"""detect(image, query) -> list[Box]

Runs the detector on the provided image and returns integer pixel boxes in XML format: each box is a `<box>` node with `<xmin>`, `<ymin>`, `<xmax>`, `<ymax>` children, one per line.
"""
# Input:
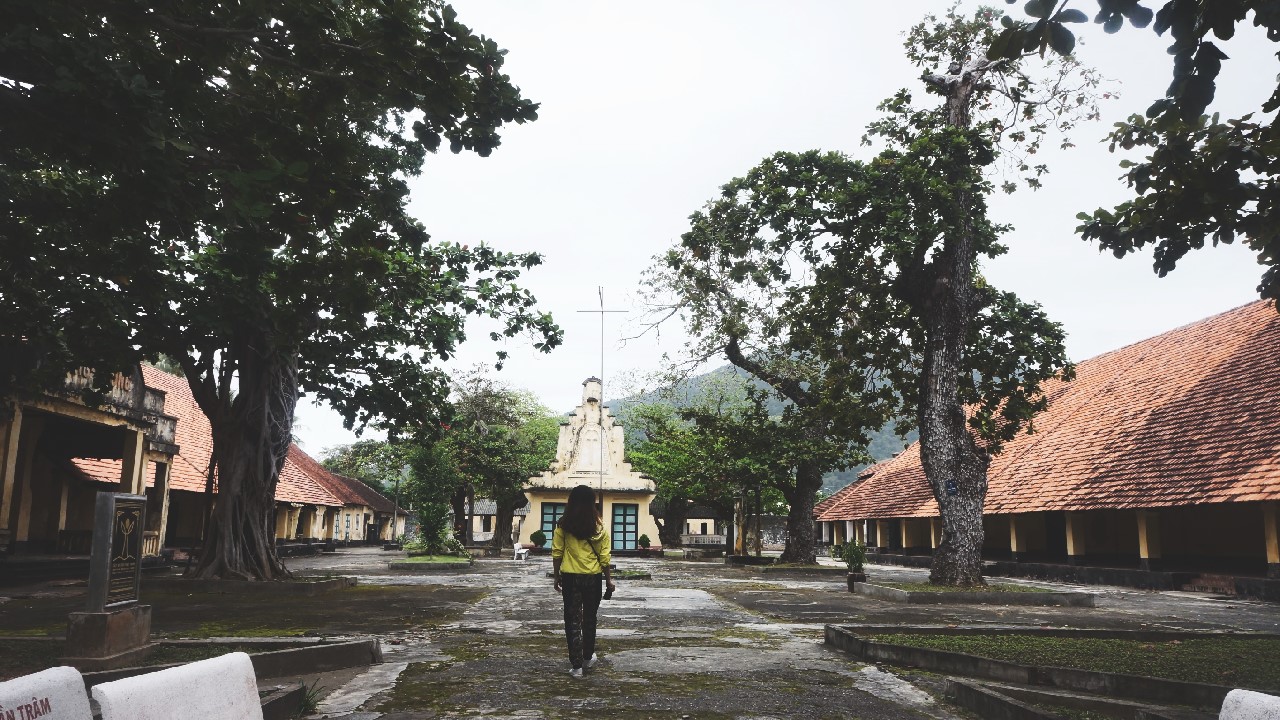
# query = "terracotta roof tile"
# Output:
<box><xmin>289</xmin><ymin>445</ymin><xmax>396</xmax><ymax>512</ymax></box>
<box><xmin>73</xmin><ymin>366</ymin><xmax>341</xmax><ymax>507</ymax></box>
<box><xmin>819</xmin><ymin>300</ymin><xmax>1280</xmax><ymax>521</ymax></box>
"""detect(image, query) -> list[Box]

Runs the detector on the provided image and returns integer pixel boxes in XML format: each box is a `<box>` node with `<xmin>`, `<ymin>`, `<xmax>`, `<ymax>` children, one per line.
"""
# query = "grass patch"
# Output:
<box><xmin>614</xmin><ymin>570</ymin><xmax>650</xmax><ymax>579</ymax></box>
<box><xmin>145</xmin><ymin>643</ymin><xmax>261</xmax><ymax>665</ymax></box>
<box><xmin>0</xmin><ymin>642</ymin><xmax>61</xmax><ymax>681</ymax></box>
<box><xmin>869</xmin><ymin>634</ymin><xmax>1280</xmax><ymax>692</ymax></box>
<box><xmin>188</xmin><ymin>621</ymin><xmax>309</xmax><ymax>638</ymax></box>
<box><xmin>878</xmin><ymin>582</ymin><xmax>1050</xmax><ymax>593</ymax></box>
<box><xmin>397</xmin><ymin>555</ymin><xmax>470</xmax><ymax>564</ymax></box>
<box><xmin>1033</xmin><ymin>704</ymin><xmax>1111</xmax><ymax>720</ymax></box>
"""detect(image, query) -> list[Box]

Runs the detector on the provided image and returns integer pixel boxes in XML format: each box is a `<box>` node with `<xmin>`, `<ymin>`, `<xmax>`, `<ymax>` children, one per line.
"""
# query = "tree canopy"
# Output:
<box><xmin>996</xmin><ymin>0</ymin><xmax>1280</xmax><ymax>304</ymax></box>
<box><xmin>0</xmin><ymin>1</ymin><xmax>560</xmax><ymax>579</ymax></box>
<box><xmin>646</xmin><ymin>7</ymin><xmax>1086</xmax><ymax>581</ymax></box>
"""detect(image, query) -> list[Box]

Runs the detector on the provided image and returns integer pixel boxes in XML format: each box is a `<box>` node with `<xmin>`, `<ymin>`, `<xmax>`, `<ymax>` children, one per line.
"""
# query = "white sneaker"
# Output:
<box><xmin>586</xmin><ymin>654</ymin><xmax>599</xmax><ymax>668</ymax></box>
<box><xmin>569</xmin><ymin>667</ymin><xmax>584</xmax><ymax>678</ymax></box>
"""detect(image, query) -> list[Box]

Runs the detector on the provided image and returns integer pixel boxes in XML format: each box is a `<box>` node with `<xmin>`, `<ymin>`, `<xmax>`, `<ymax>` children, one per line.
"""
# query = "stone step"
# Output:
<box><xmin>1180</xmin><ymin>574</ymin><xmax>1236</xmax><ymax>595</ymax></box>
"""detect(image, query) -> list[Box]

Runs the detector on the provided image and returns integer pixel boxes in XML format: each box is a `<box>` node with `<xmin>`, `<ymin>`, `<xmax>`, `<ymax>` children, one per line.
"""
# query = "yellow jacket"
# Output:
<box><xmin>551</xmin><ymin>525</ymin><xmax>611</xmax><ymax>574</ymax></box>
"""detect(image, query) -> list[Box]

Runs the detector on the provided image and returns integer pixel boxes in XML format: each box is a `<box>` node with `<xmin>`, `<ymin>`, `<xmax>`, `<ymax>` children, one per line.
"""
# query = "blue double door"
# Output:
<box><xmin>540</xmin><ymin>501</ymin><xmax>639</xmax><ymax>551</ymax></box>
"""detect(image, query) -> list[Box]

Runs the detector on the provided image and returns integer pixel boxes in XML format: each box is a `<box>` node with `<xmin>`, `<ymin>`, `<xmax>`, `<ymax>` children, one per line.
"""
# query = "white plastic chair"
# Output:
<box><xmin>514</xmin><ymin>544</ymin><xmax>530</xmax><ymax>560</ymax></box>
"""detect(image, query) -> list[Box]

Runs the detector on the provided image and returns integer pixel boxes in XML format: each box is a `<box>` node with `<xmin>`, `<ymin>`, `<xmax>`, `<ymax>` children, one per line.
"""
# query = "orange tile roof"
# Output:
<box><xmin>71</xmin><ymin>366</ymin><xmax>342</xmax><ymax>507</ymax></box>
<box><xmin>816</xmin><ymin>300</ymin><xmax>1280</xmax><ymax>521</ymax></box>
<box><xmin>287</xmin><ymin>445</ymin><xmax>396</xmax><ymax>512</ymax></box>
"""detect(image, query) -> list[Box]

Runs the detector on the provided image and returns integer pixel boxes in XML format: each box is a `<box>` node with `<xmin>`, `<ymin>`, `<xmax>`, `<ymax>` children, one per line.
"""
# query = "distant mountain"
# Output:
<box><xmin>601</xmin><ymin>364</ymin><xmax>917</xmax><ymax>495</ymax></box>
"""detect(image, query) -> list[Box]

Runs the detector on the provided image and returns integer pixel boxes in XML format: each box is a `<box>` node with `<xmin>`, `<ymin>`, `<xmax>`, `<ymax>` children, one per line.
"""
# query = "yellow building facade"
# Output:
<box><xmin>517</xmin><ymin>378</ymin><xmax>660</xmax><ymax>551</ymax></box>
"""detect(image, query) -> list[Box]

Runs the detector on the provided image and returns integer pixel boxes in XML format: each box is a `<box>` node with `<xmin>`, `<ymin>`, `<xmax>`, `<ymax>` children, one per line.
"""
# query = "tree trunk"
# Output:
<box><xmin>779</xmin><ymin>460</ymin><xmax>822</xmax><ymax>564</ymax></box>
<box><xmin>189</xmin><ymin>349</ymin><xmax>297</xmax><ymax>580</ymax></box>
<box><xmin>450</xmin><ymin>486</ymin><xmax>467</xmax><ymax>542</ymax></box>
<box><xmin>658</xmin><ymin>502</ymin><xmax>689</xmax><ymax>548</ymax></box>
<box><xmin>489</xmin><ymin>495</ymin><xmax>526</xmax><ymax>550</ymax></box>
<box><xmin>917</xmin><ymin>61</ymin><xmax>994</xmax><ymax>587</ymax></box>
<box><xmin>465</xmin><ymin>488</ymin><xmax>475</xmax><ymax>546</ymax></box>
<box><xmin>491</xmin><ymin>511</ymin><xmax>514</xmax><ymax>551</ymax></box>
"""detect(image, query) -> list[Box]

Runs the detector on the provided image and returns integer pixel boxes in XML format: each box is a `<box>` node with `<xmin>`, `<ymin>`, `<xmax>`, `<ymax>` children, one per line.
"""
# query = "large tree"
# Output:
<box><xmin>625</xmin><ymin>384</ymin><xmax>790</xmax><ymax>552</ymax></box>
<box><xmin>993</xmin><ymin>0</ymin><xmax>1280</xmax><ymax>305</ymax></box>
<box><xmin>0</xmin><ymin>1</ymin><xmax>560</xmax><ymax>579</ymax></box>
<box><xmin>645</xmin><ymin>222</ymin><xmax>897</xmax><ymax>564</ymax></box>
<box><xmin>323</xmin><ymin>440</ymin><xmax>413</xmax><ymax>495</ymax></box>
<box><xmin>653</xmin><ymin>8</ymin><xmax>1089</xmax><ymax>583</ymax></box>
<box><xmin>443</xmin><ymin>370</ymin><xmax>558</xmax><ymax>550</ymax></box>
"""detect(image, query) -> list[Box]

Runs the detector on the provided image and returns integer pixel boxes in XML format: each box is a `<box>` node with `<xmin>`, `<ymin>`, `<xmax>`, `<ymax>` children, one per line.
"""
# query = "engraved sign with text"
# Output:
<box><xmin>88</xmin><ymin>493</ymin><xmax>147</xmax><ymax>612</ymax></box>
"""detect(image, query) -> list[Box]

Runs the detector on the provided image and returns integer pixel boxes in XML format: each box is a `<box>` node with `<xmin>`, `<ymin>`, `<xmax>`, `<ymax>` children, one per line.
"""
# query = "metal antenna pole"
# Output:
<box><xmin>577</xmin><ymin>287</ymin><xmax>625</xmax><ymax>501</ymax></box>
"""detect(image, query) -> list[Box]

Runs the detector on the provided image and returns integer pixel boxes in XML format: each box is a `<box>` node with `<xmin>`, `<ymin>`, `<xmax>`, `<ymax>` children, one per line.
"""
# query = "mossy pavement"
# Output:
<box><xmin>4</xmin><ymin>548</ymin><xmax>1280</xmax><ymax>717</ymax></box>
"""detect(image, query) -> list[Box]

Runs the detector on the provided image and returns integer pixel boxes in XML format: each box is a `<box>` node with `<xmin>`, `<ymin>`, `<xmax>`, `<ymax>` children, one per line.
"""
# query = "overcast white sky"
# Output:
<box><xmin>292</xmin><ymin>2</ymin><xmax>1274</xmax><ymax>454</ymax></box>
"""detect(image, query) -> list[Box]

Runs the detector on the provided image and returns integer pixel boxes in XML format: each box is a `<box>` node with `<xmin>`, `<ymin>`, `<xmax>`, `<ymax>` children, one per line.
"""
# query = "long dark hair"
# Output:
<box><xmin>558</xmin><ymin>485</ymin><xmax>601</xmax><ymax>540</ymax></box>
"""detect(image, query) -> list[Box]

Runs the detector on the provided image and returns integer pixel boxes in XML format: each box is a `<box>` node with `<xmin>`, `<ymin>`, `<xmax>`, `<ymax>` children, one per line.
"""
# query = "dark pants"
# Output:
<box><xmin>560</xmin><ymin>572</ymin><xmax>602</xmax><ymax>669</ymax></box>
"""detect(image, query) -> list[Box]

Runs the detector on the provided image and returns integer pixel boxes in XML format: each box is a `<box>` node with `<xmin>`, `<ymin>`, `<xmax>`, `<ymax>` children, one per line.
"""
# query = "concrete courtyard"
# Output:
<box><xmin>274</xmin><ymin>547</ymin><xmax>1279</xmax><ymax>719</ymax></box>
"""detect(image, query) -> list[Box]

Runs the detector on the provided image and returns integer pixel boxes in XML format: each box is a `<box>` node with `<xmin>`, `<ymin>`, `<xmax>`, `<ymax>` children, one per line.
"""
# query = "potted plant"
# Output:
<box><xmin>530</xmin><ymin>529</ymin><xmax>548</xmax><ymax>548</ymax></box>
<box><xmin>637</xmin><ymin>534</ymin><xmax>651</xmax><ymax>557</ymax></box>
<box><xmin>842</xmin><ymin>540</ymin><xmax>867</xmax><ymax>591</ymax></box>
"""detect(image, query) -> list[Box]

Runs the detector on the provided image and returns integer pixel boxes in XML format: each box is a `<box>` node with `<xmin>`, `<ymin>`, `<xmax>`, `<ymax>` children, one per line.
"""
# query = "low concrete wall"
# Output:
<box><xmin>260</xmin><ymin>683</ymin><xmax>306</xmax><ymax>720</ymax></box>
<box><xmin>1234</xmin><ymin>577</ymin><xmax>1280</xmax><ymax>602</ymax></box>
<box><xmin>81</xmin><ymin>638</ymin><xmax>382</xmax><ymax>686</ymax></box>
<box><xmin>865</xmin><ymin>552</ymin><xmax>934</xmax><ymax>569</ymax></box>
<box><xmin>829</xmin><ymin>624</ymin><xmax>1280</xmax><ymax>642</ymax></box>
<box><xmin>944</xmin><ymin>679</ymin><xmax>1057</xmax><ymax>720</ymax></box>
<box><xmin>985</xmin><ymin>560</ymin><xmax>1194</xmax><ymax>591</ymax></box>
<box><xmin>725</xmin><ymin>555</ymin><xmax>776</xmax><ymax>567</ymax></box>
<box><xmin>145</xmin><ymin>575</ymin><xmax>357</xmax><ymax>596</ymax></box>
<box><xmin>854</xmin><ymin>582</ymin><xmax>1096</xmax><ymax>607</ymax></box>
<box><xmin>388</xmin><ymin>559</ymin><xmax>472</xmax><ymax>571</ymax></box>
<box><xmin>825</xmin><ymin>625</ymin><xmax>1236</xmax><ymax>709</ymax></box>
<box><xmin>758</xmin><ymin>565</ymin><xmax>847</xmax><ymax>575</ymax></box>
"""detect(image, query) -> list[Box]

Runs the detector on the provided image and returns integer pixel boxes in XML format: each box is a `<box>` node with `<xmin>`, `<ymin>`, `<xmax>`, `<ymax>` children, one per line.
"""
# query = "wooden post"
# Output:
<box><xmin>119</xmin><ymin>430</ymin><xmax>146</xmax><ymax>495</ymax></box>
<box><xmin>0</xmin><ymin>406</ymin><xmax>23</xmax><ymax>538</ymax></box>
<box><xmin>900</xmin><ymin>519</ymin><xmax>911</xmax><ymax>554</ymax></box>
<box><xmin>57</xmin><ymin>472</ymin><xmax>71</xmax><ymax>533</ymax></box>
<box><xmin>1137</xmin><ymin>510</ymin><xmax>1162</xmax><ymax>572</ymax></box>
<box><xmin>1009</xmin><ymin>515</ymin><xmax>1026</xmax><ymax>562</ymax></box>
<box><xmin>876</xmin><ymin>520</ymin><xmax>892</xmax><ymax>552</ymax></box>
<box><xmin>1065</xmin><ymin>512</ymin><xmax>1087</xmax><ymax>566</ymax></box>
<box><xmin>1263</xmin><ymin>502</ymin><xmax>1279</xmax><ymax>580</ymax></box>
<box><xmin>154</xmin><ymin>462</ymin><xmax>171</xmax><ymax>551</ymax></box>
<box><xmin>14</xmin><ymin>416</ymin><xmax>43</xmax><ymax>544</ymax></box>
<box><xmin>930</xmin><ymin>518</ymin><xmax>942</xmax><ymax>550</ymax></box>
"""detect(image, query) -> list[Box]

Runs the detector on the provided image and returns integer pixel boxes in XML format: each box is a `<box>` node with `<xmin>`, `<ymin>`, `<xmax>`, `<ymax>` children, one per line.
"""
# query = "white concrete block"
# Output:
<box><xmin>1221</xmin><ymin>689</ymin><xmax>1280</xmax><ymax>719</ymax></box>
<box><xmin>0</xmin><ymin>665</ymin><xmax>92</xmax><ymax>720</ymax></box>
<box><xmin>91</xmin><ymin>651</ymin><xmax>262</xmax><ymax>720</ymax></box>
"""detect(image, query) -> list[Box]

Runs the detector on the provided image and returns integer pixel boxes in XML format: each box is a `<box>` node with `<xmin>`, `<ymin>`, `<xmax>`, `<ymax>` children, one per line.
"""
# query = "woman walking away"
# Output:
<box><xmin>552</xmin><ymin>484</ymin><xmax>616</xmax><ymax>678</ymax></box>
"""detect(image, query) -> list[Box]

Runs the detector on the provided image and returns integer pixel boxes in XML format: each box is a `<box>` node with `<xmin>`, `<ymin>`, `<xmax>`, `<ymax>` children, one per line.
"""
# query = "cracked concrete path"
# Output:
<box><xmin>301</xmin><ymin>550</ymin><xmax>963</xmax><ymax>720</ymax></box>
<box><xmin>289</xmin><ymin>548</ymin><xmax>1280</xmax><ymax>719</ymax></box>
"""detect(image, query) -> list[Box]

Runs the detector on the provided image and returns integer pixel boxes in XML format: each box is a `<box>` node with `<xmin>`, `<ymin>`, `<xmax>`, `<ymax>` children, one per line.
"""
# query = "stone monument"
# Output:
<box><xmin>64</xmin><ymin>492</ymin><xmax>152</xmax><ymax>670</ymax></box>
<box><xmin>517</xmin><ymin>378</ymin><xmax>661</xmax><ymax>551</ymax></box>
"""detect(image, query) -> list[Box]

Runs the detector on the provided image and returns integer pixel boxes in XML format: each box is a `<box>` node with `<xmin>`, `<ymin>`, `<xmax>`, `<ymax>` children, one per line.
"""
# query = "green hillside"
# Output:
<box><xmin>600</xmin><ymin>364</ymin><xmax>917</xmax><ymax>495</ymax></box>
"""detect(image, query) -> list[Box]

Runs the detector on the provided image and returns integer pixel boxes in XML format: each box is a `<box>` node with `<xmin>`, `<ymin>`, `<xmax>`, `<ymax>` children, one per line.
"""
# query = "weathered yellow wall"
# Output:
<box><xmin>518</xmin><ymin>491</ymin><xmax>659</xmax><ymax>550</ymax></box>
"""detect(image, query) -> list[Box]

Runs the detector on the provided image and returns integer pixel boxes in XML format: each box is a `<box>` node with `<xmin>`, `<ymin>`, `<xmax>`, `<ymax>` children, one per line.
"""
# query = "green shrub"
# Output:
<box><xmin>637</xmin><ymin>534</ymin><xmax>651</xmax><ymax>549</ymax></box>
<box><xmin>530</xmin><ymin>529</ymin><xmax>547</xmax><ymax>547</ymax></box>
<box><xmin>841</xmin><ymin>540</ymin><xmax>867</xmax><ymax>573</ymax></box>
<box><xmin>829</xmin><ymin>543</ymin><xmax>844</xmax><ymax>560</ymax></box>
